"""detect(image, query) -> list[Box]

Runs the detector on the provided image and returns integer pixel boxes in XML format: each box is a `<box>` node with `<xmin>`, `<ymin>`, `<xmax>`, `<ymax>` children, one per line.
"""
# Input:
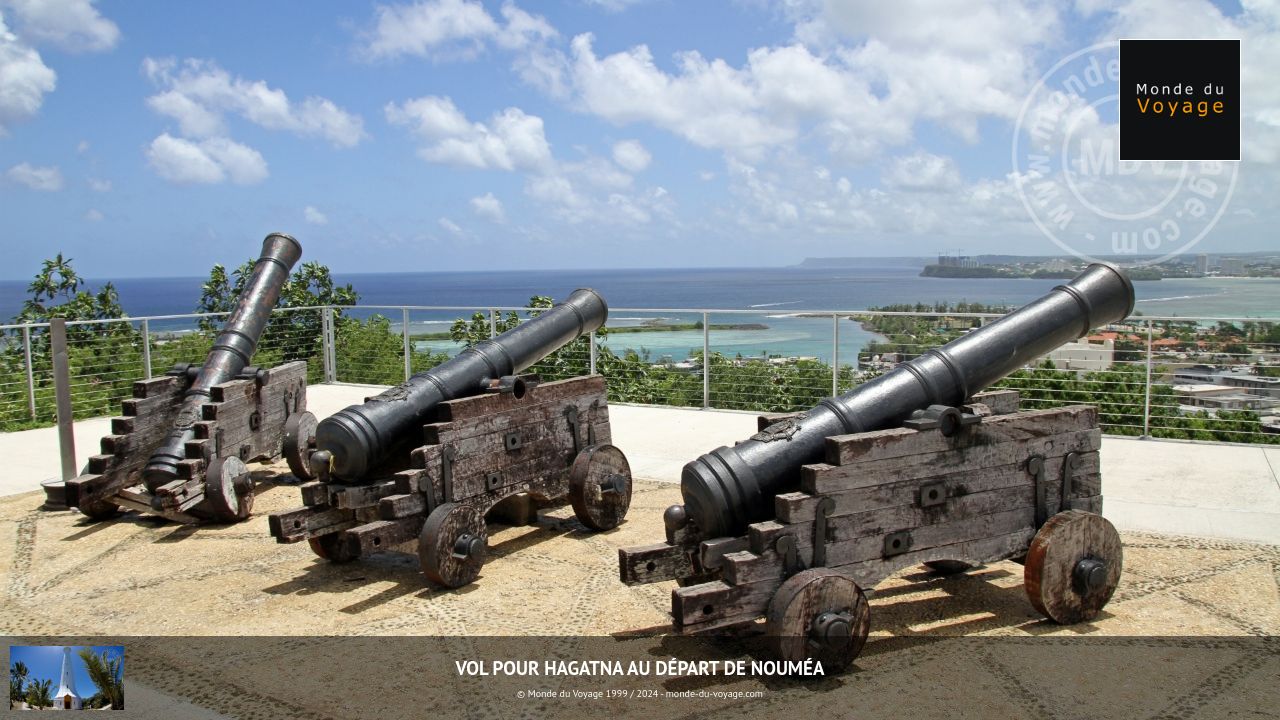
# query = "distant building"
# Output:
<box><xmin>1044</xmin><ymin>338</ymin><xmax>1114</xmax><ymax>372</ymax></box>
<box><xmin>1220</xmin><ymin>257</ymin><xmax>1247</xmax><ymax>275</ymax></box>
<box><xmin>1042</xmin><ymin>258</ymin><xmax>1071</xmax><ymax>272</ymax></box>
<box><xmin>1217</xmin><ymin>372</ymin><xmax>1280</xmax><ymax>399</ymax></box>
<box><xmin>1174</xmin><ymin>384</ymin><xmax>1278</xmax><ymax>412</ymax></box>
<box><xmin>1196</xmin><ymin>254</ymin><xmax>1209</xmax><ymax>274</ymax></box>
<box><xmin>937</xmin><ymin>254</ymin><xmax>979</xmax><ymax>268</ymax></box>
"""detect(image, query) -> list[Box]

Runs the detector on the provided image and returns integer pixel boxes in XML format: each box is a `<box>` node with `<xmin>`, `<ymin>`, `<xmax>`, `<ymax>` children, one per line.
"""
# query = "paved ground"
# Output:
<box><xmin>2</xmin><ymin>384</ymin><xmax>1277</xmax><ymax>717</ymax></box>
<box><xmin>1</xmin><ymin>471</ymin><xmax>1276</xmax><ymax>718</ymax></box>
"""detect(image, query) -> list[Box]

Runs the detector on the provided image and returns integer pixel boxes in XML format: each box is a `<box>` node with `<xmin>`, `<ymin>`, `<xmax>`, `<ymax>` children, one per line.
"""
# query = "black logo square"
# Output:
<box><xmin>1120</xmin><ymin>39</ymin><xmax>1240</xmax><ymax>161</ymax></box>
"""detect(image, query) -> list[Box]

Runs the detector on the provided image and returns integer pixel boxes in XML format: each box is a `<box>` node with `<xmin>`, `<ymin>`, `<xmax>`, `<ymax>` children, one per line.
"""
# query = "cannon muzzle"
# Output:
<box><xmin>679</xmin><ymin>263</ymin><xmax>1136</xmax><ymax>538</ymax></box>
<box><xmin>143</xmin><ymin>233</ymin><xmax>302</xmax><ymax>487</ymax></box>
<box><xmin>316</xmin><ymin>288</ymin><xmax>608</xmax><ymax>481</ymax></box>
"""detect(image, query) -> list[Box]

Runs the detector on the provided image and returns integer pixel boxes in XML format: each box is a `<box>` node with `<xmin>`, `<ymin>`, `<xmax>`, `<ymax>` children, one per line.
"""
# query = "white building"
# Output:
<box><xmin>1044</xmin><ymin>338</ymin><xmax>1114</xmax><ymax>372</ymax></box>
<box><xmin>53</xmin><ymin>646</ymin><xmax>82</xmax><ymax>710</ymax></box>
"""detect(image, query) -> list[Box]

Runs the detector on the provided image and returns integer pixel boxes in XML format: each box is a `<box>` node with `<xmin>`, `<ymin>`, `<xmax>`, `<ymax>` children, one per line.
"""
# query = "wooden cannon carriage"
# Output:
<box><xmin>618</xmin><ymin>390</ymin><xmax>1122</xmax><ymax>670</ymax></box>
<box><xmin>268</xmin><ymin>374</ymin><xmax>633</xmax><ymax>588</ymax></box>
<box><xmin>57</xmin><ymin>360</ymin><xmax>310</xmax><ymax>524</ymax></box>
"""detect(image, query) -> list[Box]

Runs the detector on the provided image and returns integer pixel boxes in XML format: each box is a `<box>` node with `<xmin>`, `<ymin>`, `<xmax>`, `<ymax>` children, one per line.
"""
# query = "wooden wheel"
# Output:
<box><xmin>419</xmin><ymin>502</ymin><xmax>487</xmax><ymax>588</ymax></box>
<box><xmin>283</xmin><ymin>411</ymin><xmax>318</xmax><ymax>480</ymax></box>
<box><xmin>766</xmin><ymin>568</ymin><xmax>871</xmax><ymax>672</ymax></box>
<box><xmin>204</xmin><ymin>456</ymin><xmax>254</xmax><ymax>522</ymax></box>
<box><xmin>1024</xmin><ymin>510</ymin><xmax>1122</xmax><ymax>624</ymax></box>
<box><xmin>568</xmin><ymin>444</ymin><xmax>632</xmax><ymax>531</ymax></box>
<box><xmin>308</xmin><ymin>533</ymin><xmax>356</xmax><ymax>563</ymax></box>
<box><xmin>924</xmin><ymin>560</ymin><xmax>973</xmax><ymax>575</ymax></box>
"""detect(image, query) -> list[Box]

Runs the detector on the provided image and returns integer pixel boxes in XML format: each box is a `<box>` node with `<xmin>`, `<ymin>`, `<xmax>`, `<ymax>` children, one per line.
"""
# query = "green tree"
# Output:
<box><xmin>194</xmin><ymin>260</ymin><xmax>360</xmax><ymax>383</ymax></box>
<box><xmin>9</xmin><ymin>660</ymin><xmax>28</xmax><ymax>709</ymax></box>
<box><xmin>25</xmin><ymin>677</ymin><xmax>52</xmax><ymax>710</ymax></box>
<box><xmin>77</xmin><ymin>648</ymin><xmax>123</xmax><ymax>710</ymax></box>
<box><xmin>2</xmin><ymin>255</ymin><xmax>144</xmax><ymax>429</ymax></box>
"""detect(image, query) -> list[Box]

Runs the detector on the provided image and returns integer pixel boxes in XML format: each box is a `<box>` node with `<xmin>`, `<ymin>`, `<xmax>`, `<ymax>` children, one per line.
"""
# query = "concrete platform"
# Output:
<box><xmin>1</xmin><ymin>383</ymin><xmax>1277</xmax><ymax>717</ymax></box>
<box><xmin>6</xmin><ymin>383</ymin><xmax>1277</xmax><ymax>544</ymax></box>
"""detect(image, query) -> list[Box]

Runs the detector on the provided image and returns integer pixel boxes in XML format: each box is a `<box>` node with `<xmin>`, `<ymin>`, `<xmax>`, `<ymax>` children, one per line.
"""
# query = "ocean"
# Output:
<box><xmin>3</xmin><ymin>262</ymin><xmax>1277</xmax><ymax>363</ymax></box>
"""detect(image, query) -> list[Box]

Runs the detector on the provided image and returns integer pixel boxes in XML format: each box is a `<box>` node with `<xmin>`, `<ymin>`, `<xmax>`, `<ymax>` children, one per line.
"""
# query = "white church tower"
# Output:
<box><xmin>53</xmin><ymin>646</ymin><xmax>82</xmax><ymax>710</ymax></box>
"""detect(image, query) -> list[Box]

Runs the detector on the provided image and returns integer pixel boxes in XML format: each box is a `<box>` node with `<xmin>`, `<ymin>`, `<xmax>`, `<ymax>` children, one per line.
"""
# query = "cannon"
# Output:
<box><xmin>619</xmin><ymin>263</ymin><xmax>1135</xmax><ymax>670</ymax></box>
<box><xmin>271</xmin><ymin>289</ymin><xmax>634</xmax><ymax>588</ymax></box>
<box><xmin>59</xmin><ymin>233</ymin><xmax>309</xmax><ymax>524</ymax></box>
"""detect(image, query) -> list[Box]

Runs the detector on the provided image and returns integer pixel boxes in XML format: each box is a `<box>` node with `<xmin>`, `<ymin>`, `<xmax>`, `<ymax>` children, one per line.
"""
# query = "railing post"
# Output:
<box><xmin>141</xmin><ymin>318</ymin><xmax>152</xmax><ymax>379</ymax></box>
<box><xmin>402</xmin><ymin>307</ymin><xmax>412</xmax><ymax>382</ymax></box>
<box><xmin>1143</xmin><ymin>319</ymin><xmax>1153</xmax><ymax>438</ymax></box>
<box><xmin>23</xmin><ymin>325</ymin><xmax>36</xmax><ymax>420</ymax></box>
<box><xmin>489</xmin><ymin>309</ymin><xmax>497</xmax><ymax>338</ymax></box>
<box><xmin>51</xmin><ymin>319</ymin><xmax>76</xmax><ymax>481</ymax></box>
<box><xmin>832</xmin><ymin>313</ymin><xmax>840</xmax><ymax>396</ymax></box>
<box><xmin>322</xmin><ymin>307</ymin><xmax>336</xmax><ymax>384</ymax></box>
<box><xmin>589</xmin><ymin>331</ymin><xmax>597</xmax><ymax>375</ymax></box>
<box><xmin>702</xmin><ymin>311</ymin><xmax>710</xmax><ymax>410</ymax></box>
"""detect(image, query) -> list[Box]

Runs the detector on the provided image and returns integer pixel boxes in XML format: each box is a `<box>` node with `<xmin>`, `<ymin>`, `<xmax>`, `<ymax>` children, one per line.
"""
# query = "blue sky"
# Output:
<box><xmin>0</xmin><ymin>0</ymin><xmax>1275</xmax><ymax>280</ymax></box>
<box><xmin>9</xmin><ymin>645</ymin><xmax>123</xmax><ymax>700</ymax></box>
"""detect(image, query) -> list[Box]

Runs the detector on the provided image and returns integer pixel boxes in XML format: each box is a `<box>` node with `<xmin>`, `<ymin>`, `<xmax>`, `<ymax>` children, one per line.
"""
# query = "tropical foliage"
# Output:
<box><xmin>78</xmin><ymin>647</ymin><xmax>124</xmax><ymax>710</ymax></box>
<box><xmin>1</xmin><ymin>260</ymin><xmax>1276</xmax><ymax>445</ymax></box>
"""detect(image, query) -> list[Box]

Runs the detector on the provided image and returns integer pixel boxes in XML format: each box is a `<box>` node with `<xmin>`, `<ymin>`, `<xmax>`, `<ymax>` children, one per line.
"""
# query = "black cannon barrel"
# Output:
<box><xmin>143</xmin><ymin>233</ymin><xmax>303</xmax><ymax>488</ymax></box>
<box><xmin>680</xmin><ymin>263</ymin><xmax>1136</xmax><ymax>538</ymax></box>
<box><xmin>317</xmin><ymin>288</ymin><xmax>609</xmax><ymax>481</ymax></box>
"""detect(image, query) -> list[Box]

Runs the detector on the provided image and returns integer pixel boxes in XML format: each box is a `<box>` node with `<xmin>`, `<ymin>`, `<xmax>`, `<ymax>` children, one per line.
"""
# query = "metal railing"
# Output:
<box><xmin>1</xmin><ymin>305</ymin><xmax>1277</xmax><ymax>445</ymax></box>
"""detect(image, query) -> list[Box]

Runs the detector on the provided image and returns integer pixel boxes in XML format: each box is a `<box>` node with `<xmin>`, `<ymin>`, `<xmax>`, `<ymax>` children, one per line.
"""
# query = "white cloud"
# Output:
<box><xmin>360</xmin><ymin>0</ymin><xmax>556</xmax><ymax>60</ymax></box>
<box><xmin>584</xmin><ymin>0</ymin><xmax>648</xmax><ymax>11</ymax></box>
<box><xmin>611</xmin><ymin>139</ymin><xmax>651</xmax><ymax>172</ymax></box>
<box><xmin>470</xmin><ymin>192</ymin><xmax>505</xmax><ymax>222</ymax></box>
<box><xmin>143</xmin><ymin>57</ymin><xmax>366</xmax><ymax>148</ymax></box>
<box><xmin>76</xmin><ymin>139</ymin><xmax>88</xmax><ymax>153</ymax></box>
<box><xmin>6</xmin><ymin>161</ymin><xmax>61</xmax><ymax>190</ymax></box>
<box><xmin>84</xmin><ymin>208</ymin><xmax>102</xmax><ymax>221</ymax></box>
<box><xmin>883</xmin><ymin>152</ymin><xmax>962</xmax><ymax>192</ymax></box>
<box><xmin>146</xmin><ymin>133</ymin><xmax>268</xmax><ymax>185</ymax></box>
<box><xmin>438</xmin><ymin>216</ymin><xmax>465</xmax><ymax>236</ymax></box>
<box><xmin>0</xmin><ymin>0</ymin><xmax>119</xmax><ymax>52</ymax></box>
<box><xmin>304</xmin><ymin>205</ymin><xmax>328</xmax><ymax>225</ymax></box>
<box><xmin>0</xmin><ymin>14</ymin><xmax>56</xmax><ymax>135</ymax></box>
<box><xmin>87</xmin><ymin>177</ymin><xmax>110</xmax><ymax>192</ymax></box>
<box><xmin>385</xmin><ymin>95</ymin><xmax>552</xmax><ymax>171</ymax></box>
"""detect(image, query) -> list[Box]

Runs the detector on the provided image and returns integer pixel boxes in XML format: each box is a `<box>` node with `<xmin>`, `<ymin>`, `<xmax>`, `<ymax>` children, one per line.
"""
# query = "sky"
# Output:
<box><xmin>0</xmin><ymin>0</ymin><xmax>1276</xmax><ymax>280</ymax></box>
<box><xmin>9</xmin><ymin>645</ymin><xmax>123</xmax><ymax>700</ymax></box>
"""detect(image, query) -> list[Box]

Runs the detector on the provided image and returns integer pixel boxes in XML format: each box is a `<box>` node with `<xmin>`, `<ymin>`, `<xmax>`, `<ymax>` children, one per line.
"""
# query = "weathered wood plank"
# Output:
<box><xmin>822</xmin><ymin>404</ymin><xmax>1096</xmax><ymax>468</ymax></box>
<box><xmin>343</xmin><ymin>517</ymin><xmax>425</xmax><ymax>556</ymax></box>
<box><xmin>780</xmin><ymin>451</ymin><xmax>1101</xmax><ymax>523</ymax></box>
<box><xmin>618</xmin><ymin>542</ymin><xmax>695</xmax><ymax>585</ymax></box>
<box><xmin>806</xmin><ymin>426</ymin><xmax>1100</xmax><ymax>495</ymax></box>
<box><xmin>672</xmin><ymin>579</ymin><xmax>777</xmax><ymax>633</ymax></box>
<box><xmin>379</xmin><ymin>493</ymin><xmax>427</xmax><ymax>519</ymax></box>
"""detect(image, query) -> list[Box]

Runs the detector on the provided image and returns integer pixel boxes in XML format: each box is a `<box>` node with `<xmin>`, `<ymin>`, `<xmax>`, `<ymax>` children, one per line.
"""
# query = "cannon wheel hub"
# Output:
<box><xmin>568</xmin><ymin>444</ymin><xmax>633</xmax><ymax>531</ymax></box>
<box><xmin>204</xmin><ymin>456</ymin><xmax>254</xmax><ymax>523</ymax></box>
<box><xmin>766</xmin><ymin>567</ymin><xmax>870</xmax><ymax>673</ymax></box>
<box><xmin>419</xmin><ymin>502</ymin><xmax>487</xmax><ymax>588</ymax></box>
<box><xmin>1024</xmin><ymin>510</ymin><xmax>1123</xmax><ymax>624</ymax></box>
